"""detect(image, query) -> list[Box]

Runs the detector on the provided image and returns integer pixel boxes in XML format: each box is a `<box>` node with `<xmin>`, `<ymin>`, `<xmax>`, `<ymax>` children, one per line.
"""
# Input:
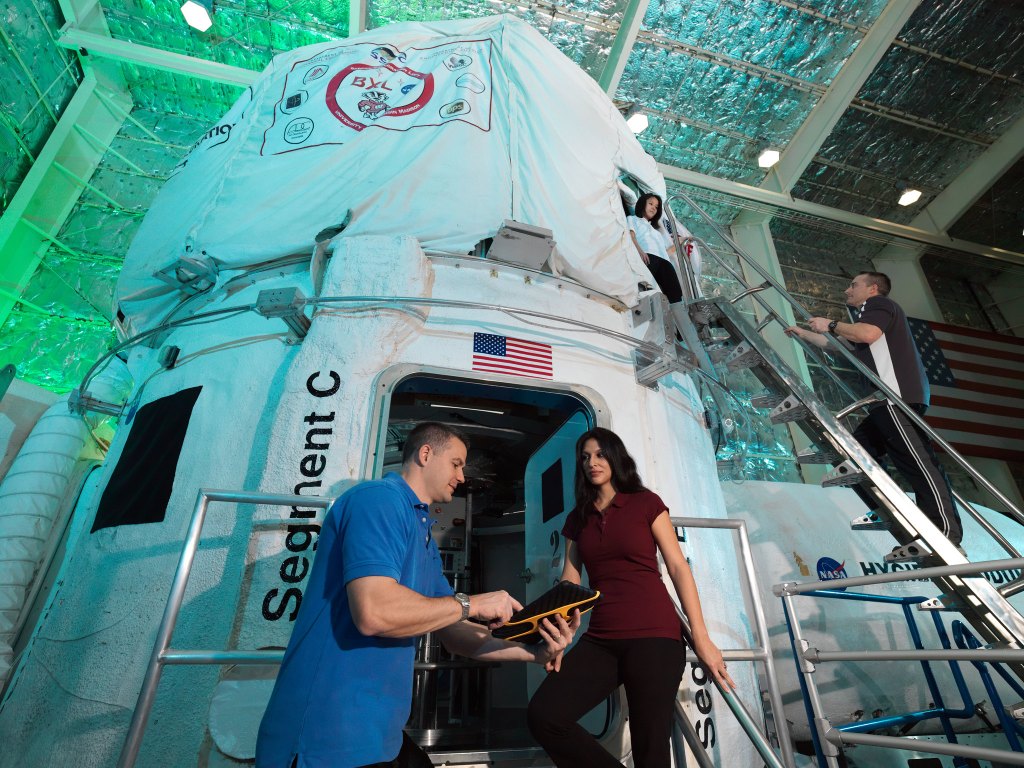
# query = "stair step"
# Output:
<box><xmin>689</xmin><ymin>301</ymin><xmax>722</xmax><ymax>326</ymax></box>
<box><xmin>705</xmin><ymin>327</ymin><xmax>732</xmax><ymax>342</ymax></box>
<box><xmin>751</xmin><ymin>392</ymin><xmax>786</xmax><ymax>409</ymax></box>
<box><xmin>851</xmin><ymin>512</ymin><xmax>889</xmax><ymax>531</ymax></box>
<box><xmin>886</xmin><ymin>540</ymin><xmax>933</xmax><ymax>564</ymax></box>
<box><xmin>768</xmin><ymin>395</ymin><xmax>810</xmax><ymax>424</ymax></box>
<box><xmin>797</xmin><ymin>446</ymin><xmax>842</xmax><ymax>464</ymax></box>
<box><xmin>705</xmin><ymin>343</ymin><xmax>734</xmax><ymax>363</ymax></box>
<box><xmin>918</xmin><ymin>595</ymin><xmax>955</xmax><ymax>612</ymax></box>
<box><xmin>725</xmin><ymin>341</ymin><xmax>762</xmax><ymax>372</ymax></box>
<box><xmin>821</xmin><ymin>460</ymin><xmax>865</xmax><ymax>487</ymax></box>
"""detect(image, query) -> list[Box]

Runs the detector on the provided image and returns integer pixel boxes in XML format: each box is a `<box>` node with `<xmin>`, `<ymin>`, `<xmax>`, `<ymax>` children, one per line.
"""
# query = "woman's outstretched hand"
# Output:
<box><xmin>692</xmin><ymin>636</ymin><xmax>736</xmax><ymax>690</ymax></box>
<box><xmin>535</xmin><ymin>609</ymin><xmax>582</xmax><ymax>672</ymax></box>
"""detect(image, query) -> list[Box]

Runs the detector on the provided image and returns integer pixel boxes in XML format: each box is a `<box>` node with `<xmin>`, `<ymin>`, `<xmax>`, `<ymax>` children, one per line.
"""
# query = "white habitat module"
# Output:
<box><xmin>0</xmin><ymin>14</ymin><xmax>765</xmax><ymax>768</ymax></box>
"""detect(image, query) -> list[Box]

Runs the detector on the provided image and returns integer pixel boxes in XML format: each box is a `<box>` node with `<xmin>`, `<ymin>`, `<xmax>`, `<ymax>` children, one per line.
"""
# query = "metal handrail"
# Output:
<box><xmin>776</xmin><ymin>560</ymin><xmax>1024</xmax><ymax>768</ymax></box>
<box><xmin>670</xmin><ymin>516</ymin><xmax>795</xmax><ymax>768</ymax></box>
<box><xmin>117</xmin><ymin>489</ymin><xmax>334</xmax><ymax>768</ymax></box>
<box><xmin>775</xmin><ymin>557</ymin><xmax>1024</xmax><ymax>596</ymax></box>
<box><xmin>677</xmin><ymin>227</ymin><xmax>1022</xmax><ymax>559</ymax></box>
<box><xmin>665</xmin><ymin>189</ymin><xmax>1024</xmax><ymax>529</ymax></box>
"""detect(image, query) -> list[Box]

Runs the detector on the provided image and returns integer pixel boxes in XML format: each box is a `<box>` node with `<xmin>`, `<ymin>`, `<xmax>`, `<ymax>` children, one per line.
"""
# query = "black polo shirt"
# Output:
<box><xmin>851</xmin><ymin>295</ymin><xmax>930</xmax><ymax>406</ymax></box>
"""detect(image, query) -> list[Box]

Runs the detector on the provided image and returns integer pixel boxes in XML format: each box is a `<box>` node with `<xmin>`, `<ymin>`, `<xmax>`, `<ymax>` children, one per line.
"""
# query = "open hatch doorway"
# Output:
<box><xmin>373</xmin><ymin>372</ymin><xmax>615</xmax><ymax>753</ymax></box>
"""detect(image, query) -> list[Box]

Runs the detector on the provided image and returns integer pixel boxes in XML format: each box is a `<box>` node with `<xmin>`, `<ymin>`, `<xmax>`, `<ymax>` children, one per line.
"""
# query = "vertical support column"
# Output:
<box><xmin>987</xmin><ymin>269</ymin><xmax>1024</xmax><ymax>337</ymax></box>
<box><xmin>729</xmin><ymin>218</ymin><xmax>823</xmax><ymax>483</ymax></box>
<box><xmin>870</xmin><ymin>246</ymin><xmax>944</xmax><ymax>322</ymax></box>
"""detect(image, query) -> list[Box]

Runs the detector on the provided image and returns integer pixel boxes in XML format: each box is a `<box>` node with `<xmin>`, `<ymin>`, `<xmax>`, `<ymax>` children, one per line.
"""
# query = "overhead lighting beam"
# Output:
<box><xmin>659</xmin><ymin>162</ymin><xmax>1024</xmax><ymax>267</ymax></box>
<box><xmin>598</xmin><ymin>0</ymin><xmax>650</xmax><ymax>96</ymax></box>
<box><xmin>58</xmin><ymin>27</ymin><xmax>259</xmax><ymax>86</ymax></box>
<box><xmin>759</xmin><ymin>0</ymin><xmax>921</xmax><ymax>195</ymax></box>
<box><xmin>348</xmin><ymin>0</ymin><xmax>368</xmax><ymax>36</ymax></box>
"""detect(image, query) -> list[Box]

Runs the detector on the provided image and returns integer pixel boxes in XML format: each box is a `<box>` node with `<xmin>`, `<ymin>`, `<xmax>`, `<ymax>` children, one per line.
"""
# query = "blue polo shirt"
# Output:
<box><xmin>255</xmin><ymin>473</ymin><xmax>453</xmax><ymax>767</ymax></box>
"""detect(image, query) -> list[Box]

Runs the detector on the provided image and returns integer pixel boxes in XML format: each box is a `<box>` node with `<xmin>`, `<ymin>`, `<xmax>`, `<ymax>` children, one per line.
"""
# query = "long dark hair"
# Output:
<box><xmin>572</xmin><ymin>428</ymin><xmax>647</xmax><ymax>526</ymax></box>
<box><xmin>634</xmin><ymin>192</ymin><xmax>663</xmax><ymax>230</ymax></box>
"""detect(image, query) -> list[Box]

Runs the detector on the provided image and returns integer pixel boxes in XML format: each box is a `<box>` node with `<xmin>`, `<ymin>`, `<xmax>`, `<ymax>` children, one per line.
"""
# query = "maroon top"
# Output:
<box><xmin>562</xmin><ymin>490</ymin><xmax>683</xmax><ymax>641</ymax></box>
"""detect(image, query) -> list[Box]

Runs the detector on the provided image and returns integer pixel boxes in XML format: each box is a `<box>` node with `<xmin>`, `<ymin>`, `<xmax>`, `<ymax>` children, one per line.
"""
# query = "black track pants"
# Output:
<box><xmin>644</xmin><ymin>254</ymin><xmax>684</xmax><ymax>304</ymax></box>
<box><xmin>851</xmin><ymin>402</ymin><xmax>962</xmax><ymax>545</ymax></box>
<box><xmin>528</xmin><ymin>634</ymin><xmax>686</xmax><ymax>768</ymax></box>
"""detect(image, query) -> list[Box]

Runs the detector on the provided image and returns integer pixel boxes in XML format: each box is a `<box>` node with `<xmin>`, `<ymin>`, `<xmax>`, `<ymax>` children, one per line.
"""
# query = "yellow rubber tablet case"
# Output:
<box><xmin>492</xmin><ymin>581</ymin><xmax>600</xmax><ymax>644</ymax></box>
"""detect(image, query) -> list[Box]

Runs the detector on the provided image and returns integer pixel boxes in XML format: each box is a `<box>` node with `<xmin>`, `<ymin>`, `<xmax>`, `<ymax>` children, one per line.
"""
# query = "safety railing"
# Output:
<box><xmin>117</xmin><ymin>489</ymin><xmax>333</xmax><ymax>768</ymax></box>
<box><xmin>665</xmin><ymin>188</ymin><xmax>1024</xmax><ymax>531</ymax></box>
<box><xmin>775</xmin><ymin>556</ymin><xmax>1024</xmax><ymax>767</ymax></box>
<box><xmin>669</xmin><ymin>515</ymin><xmax>796</xmax><ymax>768</ymax></box>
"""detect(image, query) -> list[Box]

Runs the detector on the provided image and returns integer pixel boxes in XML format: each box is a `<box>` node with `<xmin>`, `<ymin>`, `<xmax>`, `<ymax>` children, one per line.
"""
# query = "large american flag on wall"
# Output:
<box><xmin>909</xmin><ymin>318</ymin><xmax>1024</xmax><ymax>463</ymax></box>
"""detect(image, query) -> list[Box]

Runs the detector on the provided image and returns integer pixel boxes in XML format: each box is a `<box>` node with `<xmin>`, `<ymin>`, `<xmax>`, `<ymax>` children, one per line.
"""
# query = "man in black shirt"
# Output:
<box><xmin>786</xmin><ymin>271</ymin><xmax>962</xmax><ymax>547</ymax></box>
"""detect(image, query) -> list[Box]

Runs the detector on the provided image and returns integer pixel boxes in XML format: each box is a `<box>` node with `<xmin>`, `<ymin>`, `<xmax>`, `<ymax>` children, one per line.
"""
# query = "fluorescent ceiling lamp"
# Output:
<box><xmin>626</xmin><ymin>113</ymin><xmax>649</xmax><ymax>134</ymax></box>
<box><xmin>181</xmin><ymin>0</ymin><xmax>213</xmax><ymax>31</ymax></box>
<box><xmin>898</xmin><ymin>187</ymin><xmax>922</xmax><ymax>206</ymax></box>
<box><xmin>429</xmin><ymin>403</ymin><xmax>506</xmax><ymax>415</ymax></box>
<box><xmin>757</xmin><ymin>148</ymin><xmax>781</xmax><ymax>168</ymax></box>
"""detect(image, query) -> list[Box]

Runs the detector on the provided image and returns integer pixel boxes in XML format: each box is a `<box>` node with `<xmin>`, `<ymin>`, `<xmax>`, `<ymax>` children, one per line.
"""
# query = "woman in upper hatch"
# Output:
<box><xmin>527</xmin><ymin>427</ymin><xmax>733</xmax><ymax>768</ymax></box>
<box><xmin>628</xmin><ymin>192</ymin><xmax>685</xmax><ymax>306</ymax></box>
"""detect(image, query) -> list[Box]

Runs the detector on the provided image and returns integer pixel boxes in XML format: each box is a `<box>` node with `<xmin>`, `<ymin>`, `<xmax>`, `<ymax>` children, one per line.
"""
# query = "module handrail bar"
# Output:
<box><xmin>670</xmin><ymin>516</ymin><xmax>794</xmax><ymax>768</ymax></box>
<box><xmin>118</xmin><ymin>489</ymin><xmax>334</xmax><ymax>768</ymax></box>
<box><xmin>807</xmin><ymin>648</ymin><xmax>1024</xmax><ymax>663</ymax></box>
<box><xmin>774</xmin><ymin>557</ymin><xmax>1024</xmax><ymax>597</ymax></box>
<box><xmin>668</xmin><ymin>190</ymin><xmax>1024</xmax><ymax>527</ymax></box>
<box><xmin>826</xmin><ymin>729</ymin><xmax>1024</xmax><ymax>765</ymax></box>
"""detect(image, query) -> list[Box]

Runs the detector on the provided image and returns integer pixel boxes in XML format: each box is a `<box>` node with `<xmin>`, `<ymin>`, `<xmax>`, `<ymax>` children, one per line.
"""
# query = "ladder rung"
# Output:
<box><xmin>725</xmin><ymin>341</ymin><xmax>762</xmax><ymax>372</ymax></box>
<box><xmin>797</xmin><ymin>446</ymin><xmax>842</xmax><ymax>464</ymax></box>
<box><xmin>821</xmin><ymin>460</ymin><xmax>865</xmax><ymax>487</ymax></box>
<box><xmin>850</xmin><ymin>512</ymin><xmax>890</xmax><ymax>531</ymax></box>
<box><xmin>768</xmin><ymin>395</ymin><xmax>810</xmax><ymax>424</ymax></box>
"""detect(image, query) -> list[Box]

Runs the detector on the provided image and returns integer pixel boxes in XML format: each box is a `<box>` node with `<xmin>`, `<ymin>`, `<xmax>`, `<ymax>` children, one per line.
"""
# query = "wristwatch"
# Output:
<box><xmin>827</xmin><ymin>319</ymin><xmax>838</xmax><ymax>334</ymax></box>
<box><xmin>453</xmin><ymin>592</ymin><xmax>471</xmax><ymax>621</ymax></box>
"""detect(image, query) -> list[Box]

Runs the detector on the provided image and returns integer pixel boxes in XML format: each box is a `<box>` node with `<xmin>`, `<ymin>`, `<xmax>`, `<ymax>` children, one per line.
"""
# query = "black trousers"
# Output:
<box><xmin>851</xmin><ymin>402</ymin><xmax>962</xmax><ymax>545</ymax></box>
<box><xmin>644</xmin><ymin>254</ymin><xmax>683</xmax><ymax>304</ymax></box>
<box><xmin>527</xmin><ymin>634</ymin><xmax>687</xmax><ymax>768</ymax></box>
<box><xmin>354</xmin><ymin>732</ymin><xmax>432</xmax><ymax>768</ymax></box>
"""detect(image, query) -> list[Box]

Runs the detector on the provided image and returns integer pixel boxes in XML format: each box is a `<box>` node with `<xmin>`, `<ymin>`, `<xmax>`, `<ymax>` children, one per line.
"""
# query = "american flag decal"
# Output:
<box><xmin>908</xmin><ymin>318</ymin><xmax>1024</xmax><ymax>463</ymax></box>
<box><xmin>472</xmin><ymin>332</ymin><xmax>553</xmax><ymax>379</ymax></box>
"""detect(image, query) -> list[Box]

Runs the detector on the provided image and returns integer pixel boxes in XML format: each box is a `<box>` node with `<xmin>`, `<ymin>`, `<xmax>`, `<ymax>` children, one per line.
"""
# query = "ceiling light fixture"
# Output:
<box><xmin>429</xmin><ymin>403</ymin><xmax>506</xmax><ymax>415</ymax></box>
<box><xmin>181</xmin><ymin>0</ymin><xmax>214</xmax><ymax>32</ymax></box>
<box><xmin>626</xmin><ymin>112</ymin><xmax>649</xmax><ymax>135</ymax></box>
<box><xmin>757</xmin><ymin>147</ymin><xmax>781</xmax><ymax>168</ymax></box>
<box><xmin>897</xmin><ymin>184</ymin><xmax>922</xmax><ymax>206</ymax></box>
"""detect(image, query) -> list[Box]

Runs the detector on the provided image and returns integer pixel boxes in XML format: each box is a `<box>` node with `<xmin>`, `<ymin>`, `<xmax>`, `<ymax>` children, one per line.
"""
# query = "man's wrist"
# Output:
<box><xmin>827</xmin><ymin>319</ymin><xmax>839</xmax><ymax>334</ymax></box>
<box><xmin>453</xmin><ymin>592</ymin><xmax>471</xmax><ymax>621</ymax></box>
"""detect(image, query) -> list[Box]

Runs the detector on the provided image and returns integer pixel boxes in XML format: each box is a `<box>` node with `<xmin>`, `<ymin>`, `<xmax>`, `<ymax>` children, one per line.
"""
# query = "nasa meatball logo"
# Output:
<box><xmin>325</xmin><ymin>47</ymin><xmax>434</xmax><ymax>131</ymax></box>
<box><xmin>816</xmin><ymin>556</ymin><xmax>848</xmax><ymax>590</ymax></box>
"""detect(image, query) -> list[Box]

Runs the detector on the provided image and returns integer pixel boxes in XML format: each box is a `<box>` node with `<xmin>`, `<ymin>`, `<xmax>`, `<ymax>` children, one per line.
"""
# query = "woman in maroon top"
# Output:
<box><xmin>527</xmin><ymin>427</ymin><xmax>733</xmax><ymax>768</ymax></box>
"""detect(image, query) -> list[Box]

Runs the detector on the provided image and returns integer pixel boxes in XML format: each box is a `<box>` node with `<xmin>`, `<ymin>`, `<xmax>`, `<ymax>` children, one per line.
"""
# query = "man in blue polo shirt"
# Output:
<box><xmin>256</xmin><ymin>422</ymin><xmax>578</xmax><ymax>768</ymax></box>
